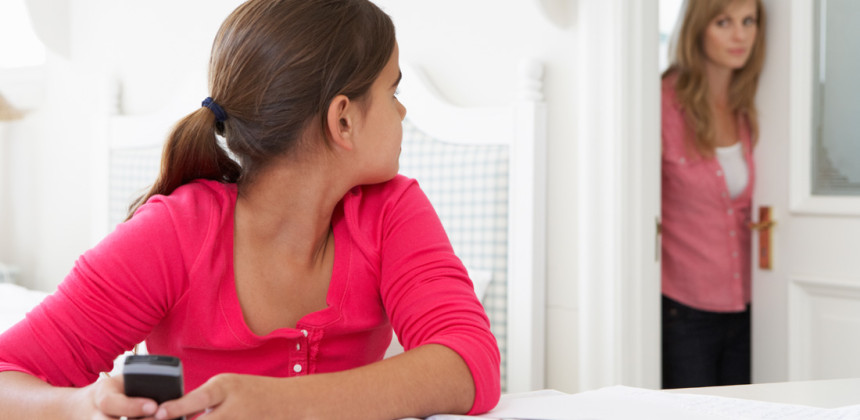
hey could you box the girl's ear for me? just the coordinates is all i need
[327,94,354,151]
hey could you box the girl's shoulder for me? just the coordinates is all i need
[134,179,237,232]
[346,175,418,205]
[340,175,429,231]
[149,179,236,208]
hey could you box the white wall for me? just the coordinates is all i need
[0,0,585,392]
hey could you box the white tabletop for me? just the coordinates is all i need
[407,381,860,419]
[668,377,860,408]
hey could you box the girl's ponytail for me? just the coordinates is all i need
[126,105,240,220]
[126,0,396,220]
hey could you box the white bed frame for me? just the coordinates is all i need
[93,61,548,392]
[398,62,547,392]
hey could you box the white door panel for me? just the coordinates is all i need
[790,277,860,379]
[754,0,860,383]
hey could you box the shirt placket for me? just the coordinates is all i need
[716,166,744,304]
[290,328,310,376]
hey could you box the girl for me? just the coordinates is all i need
[0,0,500,418]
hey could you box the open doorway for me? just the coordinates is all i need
[659,0,685,72]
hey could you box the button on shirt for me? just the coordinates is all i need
[660,74,755,312]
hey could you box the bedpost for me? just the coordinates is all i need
[507,59,548,392]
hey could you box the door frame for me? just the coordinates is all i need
[576,0,661,391]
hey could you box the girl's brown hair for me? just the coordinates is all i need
[128,0,396,218]
[664,0,766,156]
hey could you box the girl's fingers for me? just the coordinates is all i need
[154,380,227,420]
[92,376,159,418]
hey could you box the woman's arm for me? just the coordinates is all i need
[0,371,159,419]
[156,343,473,419]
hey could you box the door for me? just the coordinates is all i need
[753,0,860,383]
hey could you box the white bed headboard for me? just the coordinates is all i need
[91,77,198,240]
[96,61,548,392]
[397,62,547,392]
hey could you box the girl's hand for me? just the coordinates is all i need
[152,345,475,419]
[77,374,159,419]
[153,373,299,420]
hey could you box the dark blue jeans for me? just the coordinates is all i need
[661,295,751,389]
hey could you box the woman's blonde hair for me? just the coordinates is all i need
[664,0,766,156]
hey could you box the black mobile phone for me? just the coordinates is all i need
[123,355,185,420]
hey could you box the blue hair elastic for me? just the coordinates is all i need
[202,97,228,123]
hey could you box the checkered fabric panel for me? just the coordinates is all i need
[108,147,162,229]
[398,119,510,391]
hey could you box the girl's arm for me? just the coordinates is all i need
[0,371,159,419]
[156,343,473,419]
[0,194,196,418]
[376,179,501,414]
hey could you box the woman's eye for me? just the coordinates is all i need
[743,17,757,26]
[716,19,729,27]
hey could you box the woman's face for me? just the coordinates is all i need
[702,0,759,71]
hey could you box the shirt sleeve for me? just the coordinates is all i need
[376,180,501,415]
[0,199,188,386]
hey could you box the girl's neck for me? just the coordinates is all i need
[235,156,348,266]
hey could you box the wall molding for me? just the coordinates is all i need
[576,0,661,391]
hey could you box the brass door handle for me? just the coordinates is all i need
[750,206,775,270]
[748,220,776,230]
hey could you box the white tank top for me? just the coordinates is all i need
[715,141,749,199]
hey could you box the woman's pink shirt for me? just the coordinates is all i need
[661,74,755,312]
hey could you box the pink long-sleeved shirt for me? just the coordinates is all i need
[0,176,500,414]
[661,74,755,312]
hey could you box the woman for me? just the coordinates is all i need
[0,0,501,418]
[661,0,766,389]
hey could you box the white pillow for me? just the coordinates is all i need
[0,283,50,333]
[467,268,493,301]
